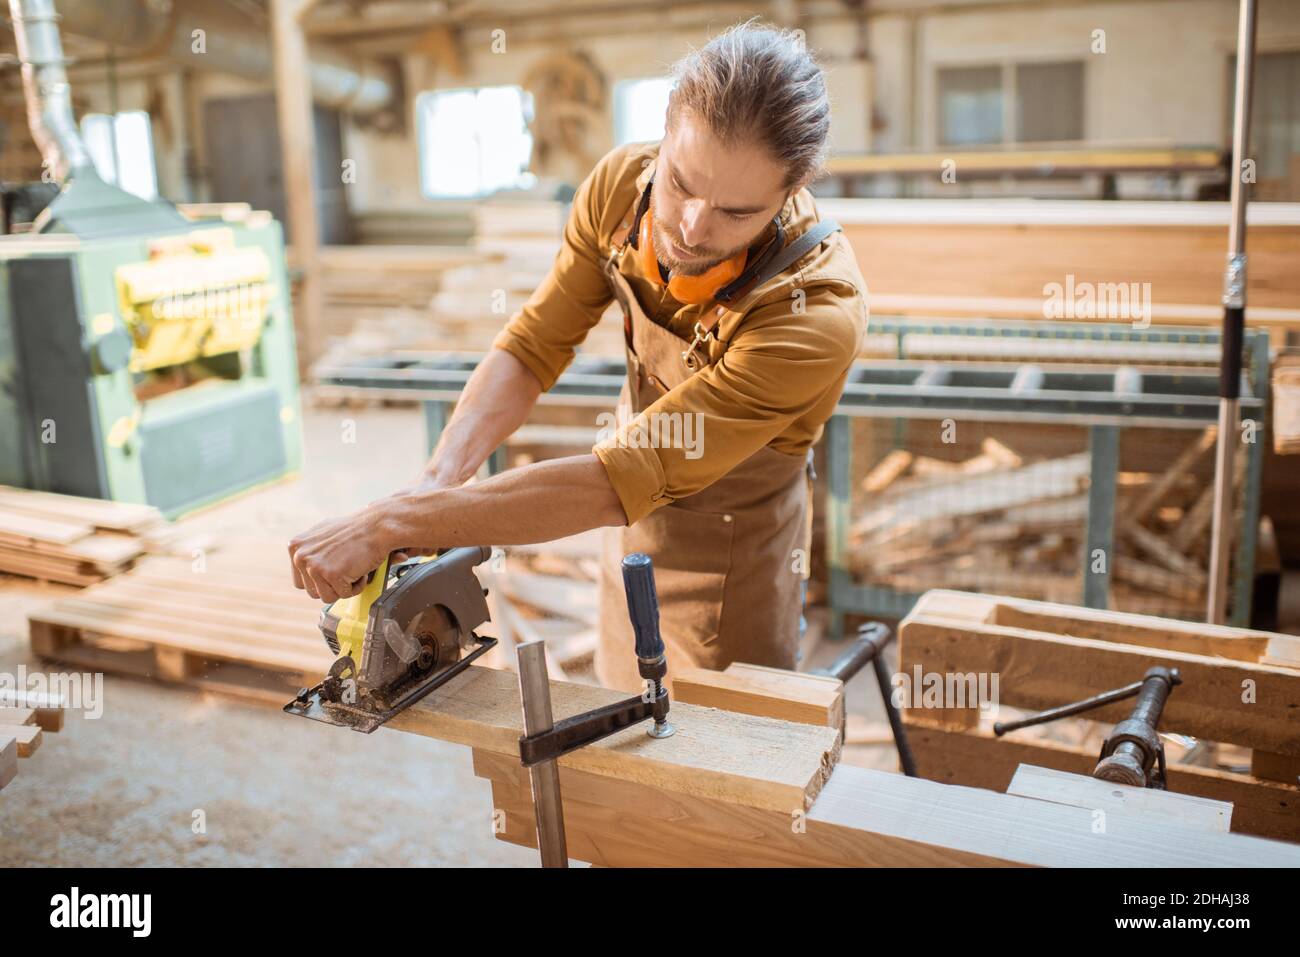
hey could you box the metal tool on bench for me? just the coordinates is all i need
[515,552,675,867]
[284,546,497,733]
[812,621,916,777]
[993,666,1182,789]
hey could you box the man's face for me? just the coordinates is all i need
[651,110,792,277]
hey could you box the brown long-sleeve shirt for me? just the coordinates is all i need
[491,141,870,525]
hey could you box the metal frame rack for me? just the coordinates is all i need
[314,319,1269,638]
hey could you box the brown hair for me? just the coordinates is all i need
[666,19,831,191]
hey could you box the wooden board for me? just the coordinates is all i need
[1006,764,1231,833]
[0,485,187,585]
[386,665,841,812]
[473,748,1300,868]
[673,663,844,729]
[0,696,67,792]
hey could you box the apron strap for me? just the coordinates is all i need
[711,217,843,316]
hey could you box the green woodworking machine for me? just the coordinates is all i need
[0,0,302,518]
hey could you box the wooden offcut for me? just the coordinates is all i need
[0,696,68,792]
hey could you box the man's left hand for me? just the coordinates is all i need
[288,506,395,604]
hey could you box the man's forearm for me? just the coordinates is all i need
[385,453,628,548]
[423,347,544,487]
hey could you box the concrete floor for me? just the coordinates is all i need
[4,398,1286,866]
[0,401,533,866]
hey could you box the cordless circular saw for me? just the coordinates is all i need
[284,546,497,733]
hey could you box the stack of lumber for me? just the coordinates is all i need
[430,200,625,357]
[478,529,602,682]
[0,486,213,586]
[27,541,331,702]
[309,202,625,380]
[385,663,1300,867]
[0,690,68,792]
[304,245,500,366]
[898,590,1300,843]
[1274,350,1300,455]
[849,432,1239,618]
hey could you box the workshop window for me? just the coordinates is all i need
[80,110,158,200]
[938,67,1004,146]
[417,86,535,199]
[614,77,673,145]
[1229,50,1300,201]
[938,62,1085,147]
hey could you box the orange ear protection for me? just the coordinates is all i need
[630,177,785,307]
[637,203,747,305]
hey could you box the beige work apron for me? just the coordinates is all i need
[593,230,814,693]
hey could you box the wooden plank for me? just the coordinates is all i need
[0,735,15,790]
[0,511,94,545]
[899,600,1300,755]
[1250,751,1300,785]
[1007,764,1231,832]
[861,449,913,494]
[903,719,1300,842]
[0,690,65,732]
[673,664,843,728]
[387,665,841,812]
[1120,427,1216,525]
[6,723,41,757]
[474,746,1300,868]
[0,486,161,531]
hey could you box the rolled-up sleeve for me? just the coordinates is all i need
[593,283,864,525]
[490,150,624,391]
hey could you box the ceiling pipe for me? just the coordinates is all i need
[52,0,394,115]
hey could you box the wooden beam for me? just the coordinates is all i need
[473,748,1300,868]
[271,0,324,373]
[0,735,16,790]
[1006,764,1231,832]
[385,665,841,812]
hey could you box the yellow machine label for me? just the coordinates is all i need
[115,230,274,373]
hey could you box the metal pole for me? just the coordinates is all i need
[1207,0,1258,625]
[516,640,568,868]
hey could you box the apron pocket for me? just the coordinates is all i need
[626,503,735,650]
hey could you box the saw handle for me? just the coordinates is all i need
[621,553,664,662]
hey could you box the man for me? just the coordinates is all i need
[289,22,869,692]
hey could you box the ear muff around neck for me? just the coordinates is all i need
[636,202,748,306]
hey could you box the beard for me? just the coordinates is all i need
[651,202,755,277]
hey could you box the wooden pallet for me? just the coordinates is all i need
[27,544,332,704]
[0,486,213,586]
[897,590,1300,842]
[0,691,68,792]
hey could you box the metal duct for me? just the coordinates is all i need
[8,0,95,182]
[54,0,394,115]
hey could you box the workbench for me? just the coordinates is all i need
[385,661,1300,867]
